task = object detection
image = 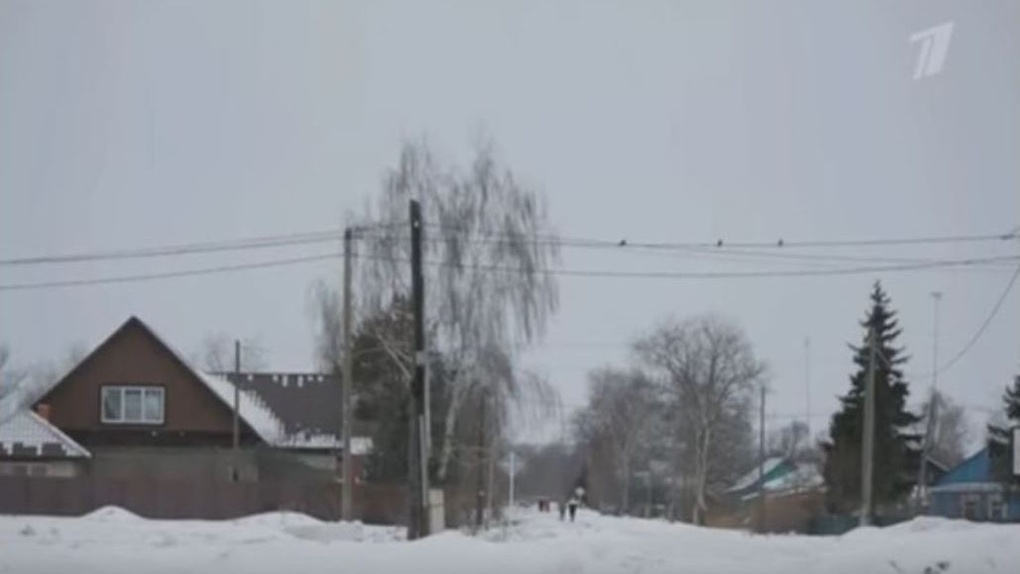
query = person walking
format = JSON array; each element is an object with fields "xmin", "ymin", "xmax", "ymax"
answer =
[{"xmin": 567, "ymin": 494, "xmax": 579, "ymax": 522}]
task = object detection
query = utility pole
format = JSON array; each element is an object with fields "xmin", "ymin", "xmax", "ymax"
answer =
[
  {"xmin": 861, "ymin": 324, "xmax": 877, "ymax": 526},
  {"xmin": 474, "ymin": 391, "xmax": 487, "ymax": 529},
  {"xmin": 508, "ymin": 450, "xmax": 516, "ymax": 510},
  {"xmin": 758, "ymin": 384, "xmax": 767, "ymax": 533},
  {"xmin": 232, "ymin": 339, "xmax": 240, "ymax": 482},
  {"xmin": 805, "ymin": 337, "xmax": 812, "ymax": 445},
  {"xmin": 409, "ymin": 199, "xmax": 430, "ymax": 538},
  {"xmin": 341, "ymin": 227, "xmax": 354, "ymax": 521},
  {"xmin": 918, "ymin": 291, "xmax": 942, "ymax": 511}
]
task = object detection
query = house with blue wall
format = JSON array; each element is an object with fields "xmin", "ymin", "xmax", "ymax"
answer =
[{"xmin": 928, "ymin": 446, "xmax": 1020, "ymax": 522}]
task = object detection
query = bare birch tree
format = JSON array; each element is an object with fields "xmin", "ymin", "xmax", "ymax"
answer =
[
  {"xmin": 355, "ymin": 137, "xmax": 561, "ymax": 483},
  {"xmin": 584, "ymin": 367, "xmax": 657, "ymax": 514},
  {"xmin": 634, "ymin": 314, "xmax": 765, "ymax": 524}
]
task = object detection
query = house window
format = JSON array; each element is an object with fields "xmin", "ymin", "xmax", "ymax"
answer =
[
  {"xmin": 101, "ymin": 386, "xmax": 164, "ymax": 424},
  {"xmin": 987, "ymin": 493, "xmax": 1008, "ymax": 521}
]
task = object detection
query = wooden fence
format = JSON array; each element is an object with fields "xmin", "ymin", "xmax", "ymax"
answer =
[{"xmin": 0, "ymin": 476, "xmax": 407, "ymax": 524}]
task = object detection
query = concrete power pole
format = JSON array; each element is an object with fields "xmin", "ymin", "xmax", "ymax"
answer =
[
  {"xmin": 917, "ymin": 292, "xmax": 942, "ymax": 511},
  {"xmin": 232, "ymin": 339, "xmax": 240, "ymax": 482},
  {"xmin": 804, "ymin": 337, "xmax": 812, "ymax": 445},
  {"xmin": 758, "ymin": 384, "xmax": 767, "ymax": 533},
  {"xmin": 860, "ymin": 325, "xmax": 878, "ymax": 526},
  {"xmin": 341, "ymin": 227, "xmax": 354, "ymax": 521}
]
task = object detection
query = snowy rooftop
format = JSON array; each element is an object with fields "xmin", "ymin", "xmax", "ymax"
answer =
[
  {"xmin": 727, "ymin": 457, "xmax": 786, "ymax": 493},
  {"xmin": 193, "ymin": 370, "xmax": 288, "ymax": 446},
  {"xmin": 740, "ymin": 462, "xmax": 823, "ymax": 500},
  {"xmin": 0, "ymin": 410, "xmax": 90, "ymax": 459}
]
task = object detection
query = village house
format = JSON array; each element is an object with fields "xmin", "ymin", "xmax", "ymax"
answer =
[
  {"xmin": 927, "ymin": 445, "xmax": 1020, "ymax": 522},
  {"xmin": 0, "ymin": 316, "xmax": 377, "ymax": 520}
]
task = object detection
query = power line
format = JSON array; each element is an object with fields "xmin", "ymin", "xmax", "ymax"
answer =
[
  {"xmin": 3, "ymin": 225, "xmax": 1014, "ymax": 269},
  {"xmin": 377, "ymin": 227, "xmax": 1020, "ymax": 269},
  {"xmin": 0, "ymin": 230, "xmax": 342, "ymax": 267},
  {"xmin": 2, "ymin": 250, "xmax": 1018, "ymax": 292},
  {"xmin": 0, "ymin": 252, "xmax": 341, "ymax": 291},
  {"xmin": 864, "ymin": 262, "xmax": 1020, "ymax": 381},
  {"xmin": 927, "ymin": 262, "xmax": 1020, "ymax": 376},
  {"xmin": 412, "ymin": 225, "xmax": 1017, "ymax": 250},
  {"xmin": 485, "ymin": 255, "xmax": 1020, "ymax": 279},
  {"xmin": 0, "ymin": 220, "xmax": 407, "ymax": 267}
]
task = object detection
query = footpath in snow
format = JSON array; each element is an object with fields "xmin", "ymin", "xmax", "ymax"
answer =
[{"xmin": 0, "ymin": 506, "xmax": 1015, "ymax": 574}]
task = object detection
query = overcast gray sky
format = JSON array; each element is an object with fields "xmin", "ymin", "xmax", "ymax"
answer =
[{"xmin": 1, "ymin": 0, "xmax": 1017, "ymax": 445}]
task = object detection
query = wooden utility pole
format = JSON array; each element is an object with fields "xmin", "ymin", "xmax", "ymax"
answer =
[
  {"xmin": 758, "ymin": 384, "xmax": 766, "ymax": 533},
  {"xmin": 475, "ymin": 392, "xmax": 487, "ymax": 529},
  {"xmin": 409, "ymin": 199, "xmax": 430, "ymax": 538},
  {"xmin": 508, "ymin": 450, "xmax": 516, "ymax": 509},
  {"xmin": 341, "ymin": 227, "xmax": 354, "ymax": 521},
  {"xmin": 804, "ymin": 337, "xmax": 811, "ymax": 445},
  {"xmin": 860, "ymin": 325, "xmax": 877, "ymax": 526},
  {"xmin": 232, "ymin": 339, "xmax": 240, "ymax": 481}
]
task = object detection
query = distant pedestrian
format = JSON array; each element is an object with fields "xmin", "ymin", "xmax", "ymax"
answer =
[
  {"xmin": 558, "ymin": 500, "xmax": 566, "ymax": 521},
  {"xmin": 567, "ymin": 495, "xmax": 579, "ymax": 522}
]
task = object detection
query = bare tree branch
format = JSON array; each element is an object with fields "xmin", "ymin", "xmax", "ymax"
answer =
[{"xmin": 193, "ymin": 332, "xmax": 268, "ymax": 373}]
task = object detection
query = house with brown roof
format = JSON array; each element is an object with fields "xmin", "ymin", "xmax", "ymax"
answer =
[
  {"xmin": 0, "ymin": 316, "xmax": 382, "ymax": 520},
  {"xmin": 25, "ymin": 316, "xmax": 371, "ymax": 480}
]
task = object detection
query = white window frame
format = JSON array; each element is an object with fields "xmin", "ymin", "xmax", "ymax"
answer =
[{"xmin": 101, "ymin": 386, "xmax": 165, "ymax": 425}]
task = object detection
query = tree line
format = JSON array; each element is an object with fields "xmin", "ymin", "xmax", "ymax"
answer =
[{"xmin": 516, "ymin": 282, "xmax": 979, "ymax": 524}]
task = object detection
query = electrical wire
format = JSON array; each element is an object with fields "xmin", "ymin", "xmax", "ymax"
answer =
[
  {"xmin": 864, "ymin": 262, "xmax": 1020, "ymax": 380},
  {"xmin": 411, "ymin": 224, "xmax": 1017, "ymax": 250},
  {"xmin": 2, "ymin": 251, "xmax": 1017, "ymax": 292},
  {"xmin": 0, "ymin": 252, "xmax": 341, "ymax": 291},
  {"xmin": 0, "ymin": 220, "xmax": 406, "ymax": 267},
  {"xmin": 3, "ymin": 225, "xmax": 1015, "ymax": 269},
  {"xmin": 925, "ymin": 262, "xmax": 1020, "ymax": 377}
]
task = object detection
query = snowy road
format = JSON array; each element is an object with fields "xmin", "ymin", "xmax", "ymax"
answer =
[{"xmin": 0, "ymin": 506, "xmax": 1014, "ymax": 573}]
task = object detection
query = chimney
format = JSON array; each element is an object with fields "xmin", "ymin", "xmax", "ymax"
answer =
[{"xmin": 36, "ymin": 403, "xmax": 51, "ymax": 420}]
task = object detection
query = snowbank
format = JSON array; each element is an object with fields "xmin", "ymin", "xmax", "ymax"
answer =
[
  {"xmin": 1, "ymin": 507, "xmax": 1016, "ymax": 573},
  {"xmin": 81, "ymin": 506, "xmax": 142, "ymax": 522},
  {"xmin": 232, "ymin": 510, "xmax": 324, "ymax": 528}
]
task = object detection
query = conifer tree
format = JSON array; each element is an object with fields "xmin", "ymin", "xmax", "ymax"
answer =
[{"xmin": 823, "ymin": 282, "xmax": 921, "ymax": 513}]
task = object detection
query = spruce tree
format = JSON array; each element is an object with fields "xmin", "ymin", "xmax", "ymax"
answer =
[{"xmin": 823, "ymin": 282, "xmax": 921, "ymax": 515}]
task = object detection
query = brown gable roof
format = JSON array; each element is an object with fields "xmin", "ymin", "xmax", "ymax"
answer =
[
  {"xmin": 33, "ymin": 316, "xmax": 369, "ymax": 452},
  {"xmin": 34, "ymin": 316, "xmax": 281, "ymax": 444}
]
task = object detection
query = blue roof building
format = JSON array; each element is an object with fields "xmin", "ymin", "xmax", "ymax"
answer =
[{"xmin": 928, "ymin": 446, "xmax": 1020, "ymax": 522}]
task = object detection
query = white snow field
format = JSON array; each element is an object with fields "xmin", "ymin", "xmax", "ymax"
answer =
[{"xmin": 0, "ymin": 506, "xmax": 1015, "ymax": 574}]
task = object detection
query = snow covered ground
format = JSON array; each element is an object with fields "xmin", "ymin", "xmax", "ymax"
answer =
[{"xmin": 0, "ymin": 506, "xmax": 1015, "ymax": 573}]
